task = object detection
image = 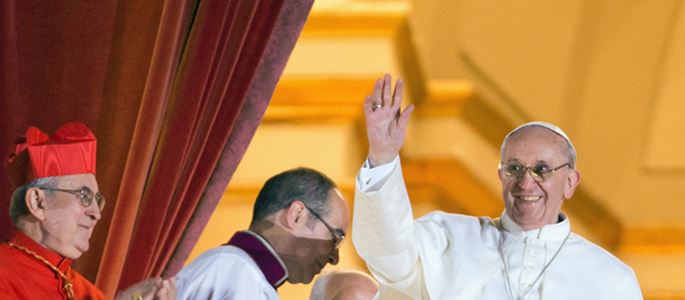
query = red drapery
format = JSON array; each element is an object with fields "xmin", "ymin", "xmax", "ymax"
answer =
[{"xmin": 0, "ymin": 0, "xmax": 314, "ymax": 298}]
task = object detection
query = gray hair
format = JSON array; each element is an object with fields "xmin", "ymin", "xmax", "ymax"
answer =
[
  {"xmin": 500, "ymin": 121, "xmax": 577, "ymax": 168},
  {"xmin": 9, "ymin": 176, "xmax": 59, "ymax": 224}
]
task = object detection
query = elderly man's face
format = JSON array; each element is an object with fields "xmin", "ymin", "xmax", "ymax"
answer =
[
  {"xmin": 499, "ymin": 127, "xmax": 580, "ymax": 230},
  {"xmin": 40, "ymin": 173, "xmax": 101, "ymax": 259},
  {"xmin": 285, "ymin": 189, "xmax": 350, "ymax": 284}
]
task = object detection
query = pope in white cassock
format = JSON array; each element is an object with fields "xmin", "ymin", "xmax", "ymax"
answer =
[{"xmin": 351, "ymin": 74, "xmax": 643, "ymax": 300}]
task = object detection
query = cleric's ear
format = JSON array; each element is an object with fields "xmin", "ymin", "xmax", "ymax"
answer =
[
  {"xmin": 282, "ymin": 200, "xmax": 307, "ymax": 230},
  {"xmin": 25, "ymin": 187, "xmax": 48, "ymax": 221}
]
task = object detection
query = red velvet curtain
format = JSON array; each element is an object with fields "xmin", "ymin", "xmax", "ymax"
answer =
[{"xmin": 0, "ymin": 0, "xmax": 314, "ymax": 298}]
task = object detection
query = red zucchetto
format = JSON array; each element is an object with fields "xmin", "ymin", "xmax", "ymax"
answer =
[{"xmin": 4, "ymin": 122, "xmax": 97, "ymax": 189}]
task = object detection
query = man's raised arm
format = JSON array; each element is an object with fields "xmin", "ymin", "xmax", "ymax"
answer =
[{"xmin": 352, "ymin": 74, "xmax": 428, "ymax": 299}]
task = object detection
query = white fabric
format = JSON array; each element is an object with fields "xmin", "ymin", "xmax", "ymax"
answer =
[
  {"xmin": 352, "ymin": 157, "xmax": 643, "ymax": 300},
  {"xmin": 503, "ymin": 121, "xmax": 576, "ymax": 158},
  {"xmin": 176, "ymin": 245, "xmax": 280, "ymax": 300}
]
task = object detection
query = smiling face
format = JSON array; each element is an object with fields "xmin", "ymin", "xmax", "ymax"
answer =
[
  {"xmin": 499, "ymin": 126, "xmax": 580, "ymax": 230},
  {"xmin": 37, "ymin": 173, "xmax": 102, "ymax": 259}
]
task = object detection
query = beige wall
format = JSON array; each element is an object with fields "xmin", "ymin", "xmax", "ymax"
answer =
[
  {"xmin": 410, "ymin": 0, "xmax": 685, "ymax": 226},
  {"xmin": 645, "ymin": 4, "xmax": 685, "ymax": 169},
  {"xmin": 410, "ymin": 0, "xmax": 685, "ymax": 293},
  {"xmin": 187, "ymin": 0, "xmax": 685, "ymax": 297}
]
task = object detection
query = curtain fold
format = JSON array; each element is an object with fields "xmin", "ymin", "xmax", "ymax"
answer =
[
  {"xmin": 93, "ymin": 0, "xmax": 195, "ymax": 294},
  {"xmin": 162, "ymin": 0, "xmax": 316, "ymax": 277},
  {"xmin": 112, "ymin": 0, "xmax": 286, "ymax": 290},
  {"xmin": 0, "ymin": 0, "xmax": 314, "ymax": 298}
]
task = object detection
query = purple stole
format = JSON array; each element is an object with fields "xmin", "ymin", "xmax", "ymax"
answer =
[{"xmin": 226, "ymin": 231, "xmax": 288, "ymax": 288}]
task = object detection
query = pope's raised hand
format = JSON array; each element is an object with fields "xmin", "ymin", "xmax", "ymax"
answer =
[{"xmin": 364, "ymin": 74, "xmax": 414, "ymax": 167}]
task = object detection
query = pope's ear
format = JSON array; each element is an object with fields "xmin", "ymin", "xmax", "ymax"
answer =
[
  {"xmin": 25, "ymin": 187, "xmax": 47, "ymax": 221},
  {"xmin": 563, "ymin": 168, "xmax": 581, "ymax": 199}
]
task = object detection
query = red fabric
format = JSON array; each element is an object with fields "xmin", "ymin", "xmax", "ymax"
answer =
[
  {"xmin": 5, "ymin": 122, "xmax": 96, "ymax": 189},
  {"xmin": 0, "ymin": 0, "xmax": 314, "ymax": 298},
  {"xmin": 0, "ymin": 231, "xmax": 106, "ymax": 299},
  {"xmin": 163, "ymin": 0, "xmax": 316, "ymax": 277},
  {"xmin": 111, "ymin": 0, "xmax": 292, "ymax": 290}
]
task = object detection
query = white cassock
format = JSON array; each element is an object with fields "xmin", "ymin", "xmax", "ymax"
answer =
[
  {"xmin": 352, "ymin": 156, "xmax": 643, "ymax": 300},
  {"xmin": 176, "ymin": 231, "xmax": 286, "ymax": 300}
]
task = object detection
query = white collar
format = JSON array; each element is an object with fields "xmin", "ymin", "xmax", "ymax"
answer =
[{"xmin": 500, "ymin": 211, "xmax": 571, "ymax": 241}]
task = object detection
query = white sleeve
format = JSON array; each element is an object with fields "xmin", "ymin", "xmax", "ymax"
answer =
[
  {"xmin": 616, "ymin": 268, "xmax": 644, "ymax": 300},
  {"xmin": 352, "ymin": 158, "xmax": 429, "ymax": 299},
  {"xmin": 357, "ymin": 156, "xmax": 400, "ymax": 192},
  {"xmin": 175, "ymin": 251, "xmax": 273, "ymax": 300}
]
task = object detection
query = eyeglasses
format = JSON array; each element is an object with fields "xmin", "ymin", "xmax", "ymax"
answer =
[
  {"xmin": 303, "ymin": 205, "xmax": 345, "ymax": 249},
  {"xmin": 499, "ymin": 162, "xmax": 570, "ymax": 183},
  {"xmin": 39, "ymin": 186, "xmax": 106, "ymax": 212}
]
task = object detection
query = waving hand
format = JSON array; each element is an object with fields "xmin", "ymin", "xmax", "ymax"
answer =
[{"xmin": 364, "ymin": 74, "xmax": 414, "ymax": 167}]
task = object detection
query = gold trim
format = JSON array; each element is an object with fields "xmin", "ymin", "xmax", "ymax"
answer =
[
  {"xmin": 271, "ymin": 76, "xmax": 377, "ymax": 106},
  {"xmin": 266, "ymin": 76, "xmax": 377, "ymax": 122},
  {"xmin": 302, "ymin": 2, "xmax": 408, "ymax": 38},
  {"xmin": 620, "ymin": 227, "xmax": 685, "ymax": 254},
  {"xmin": 403, "ymin": 158, "xmax": 503, "ymax": 217},
  {"xmin": 414, "ymin": 80, "xmax": 473, "ymax": 117}
]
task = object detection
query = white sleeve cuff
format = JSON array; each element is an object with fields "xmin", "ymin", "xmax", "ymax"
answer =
[{"xmin": 357, "ymin": 155, "xmax": 400, "ymax": 192}]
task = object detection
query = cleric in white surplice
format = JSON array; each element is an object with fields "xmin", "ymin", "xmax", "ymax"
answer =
[{"xmin": 351, "ymin": 74, "xmax": 643, "ymax": 299}]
